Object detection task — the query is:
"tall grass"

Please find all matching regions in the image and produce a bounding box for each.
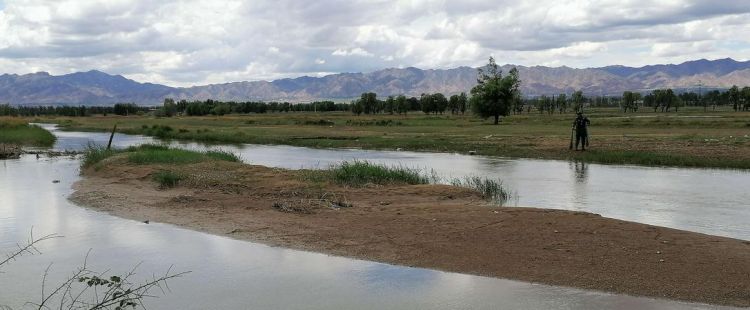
[81,145,117,168]
[0,118,56,147]
[311,160,513,205]
[450,176,512,206]
[328,160,431,186]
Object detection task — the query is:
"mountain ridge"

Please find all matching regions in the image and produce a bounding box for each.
[2,58,749,105]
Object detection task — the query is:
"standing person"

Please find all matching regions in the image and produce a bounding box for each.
[572,112,591,151]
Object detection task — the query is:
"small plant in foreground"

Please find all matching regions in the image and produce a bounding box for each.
[152,170,183,188]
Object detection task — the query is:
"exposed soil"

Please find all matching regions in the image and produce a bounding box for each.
[70,158,750,307]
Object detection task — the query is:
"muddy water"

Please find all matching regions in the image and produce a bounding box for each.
[0,125,744,309]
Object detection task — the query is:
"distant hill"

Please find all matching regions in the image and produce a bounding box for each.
[2,58,750,105]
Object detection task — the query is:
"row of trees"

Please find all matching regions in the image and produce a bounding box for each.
[157,99,351,116]
[524,91,586,115]
[520,86,750,114]
[0,103,151,117]
[349,92,470,116]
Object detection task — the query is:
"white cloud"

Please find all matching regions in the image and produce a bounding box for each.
[0,0,749,86]
[332,47,374,57]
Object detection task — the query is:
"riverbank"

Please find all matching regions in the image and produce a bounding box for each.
[0,118,56,158]
[70,147,750,307]
[42,109,750,169]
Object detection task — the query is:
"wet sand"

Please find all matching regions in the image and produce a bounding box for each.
[70,158,750,307]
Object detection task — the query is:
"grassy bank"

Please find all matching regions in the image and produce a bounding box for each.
[46,107,750,169]
[83,147,511,205]
[82,144,240,169]
[0,117,56,147]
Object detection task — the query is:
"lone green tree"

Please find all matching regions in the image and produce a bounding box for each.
[470,57,521,124]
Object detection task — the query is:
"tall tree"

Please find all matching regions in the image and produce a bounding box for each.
[360,92,378,114]
[470,57,521,124]
[458,92,468,115]
[728,86,741,111]
[395,95,408,115]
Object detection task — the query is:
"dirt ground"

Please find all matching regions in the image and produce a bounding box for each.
[70,159,750,307]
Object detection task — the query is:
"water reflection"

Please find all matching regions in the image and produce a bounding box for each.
[572,161,588,183]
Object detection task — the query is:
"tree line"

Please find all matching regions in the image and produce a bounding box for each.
[521,86,750,114]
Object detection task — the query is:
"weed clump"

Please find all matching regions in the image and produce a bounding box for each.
[152,170,183,188]
[329,160,430,186]
[451,176,512,206]
[81,145,116,168]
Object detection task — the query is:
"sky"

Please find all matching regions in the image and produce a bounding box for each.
[1,0,749,86]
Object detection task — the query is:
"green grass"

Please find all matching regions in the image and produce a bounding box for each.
[44,107,750,169]
[81,145,117,168]
[81,144,241,169]
[0,118,56,147]
[573,150,750,169]
[152,170,183,188]
[126,147,207,164]
[326,160,432,186]
[451,176,512,206]
[205,150,241,162]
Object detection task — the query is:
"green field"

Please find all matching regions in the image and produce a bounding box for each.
[41,107,750,169]
[0,117,56,147]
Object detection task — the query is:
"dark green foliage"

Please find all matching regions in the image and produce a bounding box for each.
[113,103,141,116]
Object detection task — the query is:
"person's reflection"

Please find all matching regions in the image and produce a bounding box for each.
[572,161,588,183]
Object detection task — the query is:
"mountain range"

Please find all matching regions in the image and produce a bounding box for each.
[2,58,750,105]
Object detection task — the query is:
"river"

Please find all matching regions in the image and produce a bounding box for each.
[0,125,745,309]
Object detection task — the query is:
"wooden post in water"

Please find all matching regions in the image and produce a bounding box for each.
[107,124,117,150]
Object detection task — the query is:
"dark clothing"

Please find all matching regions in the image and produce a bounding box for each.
[573,116,590,150]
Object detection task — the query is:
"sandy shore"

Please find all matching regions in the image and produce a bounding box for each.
[70,159,750,307]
